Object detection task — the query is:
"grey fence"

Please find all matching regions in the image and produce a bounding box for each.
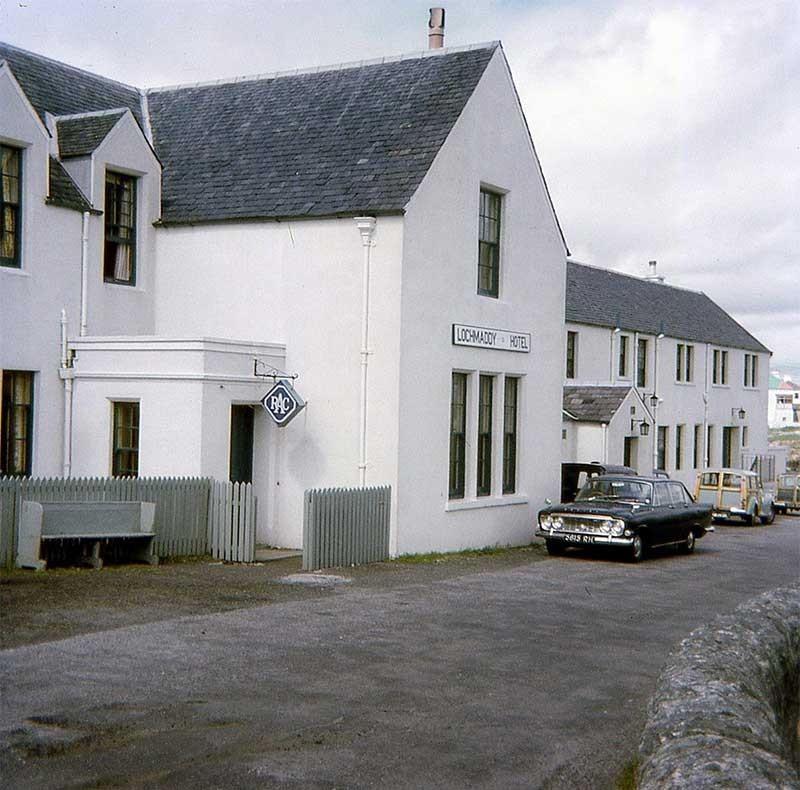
[303,485,391,571]
[0,476,255,569]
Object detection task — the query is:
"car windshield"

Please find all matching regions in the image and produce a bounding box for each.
[575,479,652,504]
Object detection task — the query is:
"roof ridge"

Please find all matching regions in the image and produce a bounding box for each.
[146,40,500,94]
[567,258,708,298]
[0,40,140,93]
[53,108,127,122]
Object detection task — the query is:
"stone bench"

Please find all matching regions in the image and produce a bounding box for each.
[638,584,800,788]
[16,501,158,570]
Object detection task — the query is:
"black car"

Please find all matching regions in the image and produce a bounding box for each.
[537,475,713,562]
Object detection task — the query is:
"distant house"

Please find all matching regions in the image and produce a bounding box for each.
[562,260,771,489]
[1,38,567,554]
[768,375,800,428]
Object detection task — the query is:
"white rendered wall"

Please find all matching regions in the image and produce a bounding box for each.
[394,49,567,554]
[155,217,405,548]
[1,66,82,477]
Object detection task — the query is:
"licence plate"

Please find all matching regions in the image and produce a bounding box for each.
[564,534,595,544]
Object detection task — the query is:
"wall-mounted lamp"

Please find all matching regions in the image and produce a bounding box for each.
[631,419,650,436]
[732,407,746,421]
[649,393,659,409]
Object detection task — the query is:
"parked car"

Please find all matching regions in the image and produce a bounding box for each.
[693,469,775,525]
[774,473,800,514]
[560,462,637,503]
[537,475,713,562]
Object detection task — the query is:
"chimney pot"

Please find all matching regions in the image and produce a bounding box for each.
[645,259,665,283]
[428,7,445,49]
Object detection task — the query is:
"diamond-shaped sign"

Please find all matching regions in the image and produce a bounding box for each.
[261,380,306,427]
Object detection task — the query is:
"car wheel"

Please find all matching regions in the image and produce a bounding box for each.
[628,534,644,563]
[760,506,775,525]
[545,539,566,556]
[681,530,696,554]
[745,509,757,526]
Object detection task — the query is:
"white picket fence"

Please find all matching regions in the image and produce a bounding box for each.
[0,476,256,569]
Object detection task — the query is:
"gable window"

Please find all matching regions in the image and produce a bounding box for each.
[112,401,140,477]
[1,370,34,476]
[104,171,136,284]
[636,338,648,388]
[566,331,577,379]
[1,145,22,268]
[477,375,494,496]
[744,354,758,388]
[477,188,501,297]
[448,373,467,499]
[618,334,630,378]
[712,349,728,385]
[676,343,694,382]
[502,377,518,494]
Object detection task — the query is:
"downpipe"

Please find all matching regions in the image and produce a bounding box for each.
[60,309,74,477]
[355,217,376,487]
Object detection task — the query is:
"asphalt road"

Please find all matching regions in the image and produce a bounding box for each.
[1,517,798,789]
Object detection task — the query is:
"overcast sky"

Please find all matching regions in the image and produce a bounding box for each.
[3,0,798,372]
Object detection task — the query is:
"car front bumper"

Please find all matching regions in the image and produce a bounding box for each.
[535,529,634,547]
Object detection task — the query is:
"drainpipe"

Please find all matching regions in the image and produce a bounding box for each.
[601,422,608,464]
[60,309,74,477]
[703,343,710,467]
[355,217,377,486]
[80,211,90,336]
[652,333,664,474]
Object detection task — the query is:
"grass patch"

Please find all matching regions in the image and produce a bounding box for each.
[614,757,639,790]
[393,544,537,564]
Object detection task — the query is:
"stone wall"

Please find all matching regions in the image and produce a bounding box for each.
[638,584,800,789]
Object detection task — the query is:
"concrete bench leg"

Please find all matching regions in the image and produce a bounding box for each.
[130,538,159,566]
[82,540,103,570]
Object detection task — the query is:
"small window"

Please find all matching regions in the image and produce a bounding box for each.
[675,424,684,471]
[706,424,714,465]
[112,401,140,477]
[618,334,630,378]
[477,189,501,297]
[104,171,137,284]
[676,343,694,382]
[657,425,668,471]
[502,377,518,494]
[712,349,728,385]
[477,374,493,496]
[693,424,702,469]
[700,472,719,487]
[448,373,467,499]
[566,331,577,379]
[1,370,34,476]
[636,338,647,388]
[1,145,22,268]
[744,354,758,388]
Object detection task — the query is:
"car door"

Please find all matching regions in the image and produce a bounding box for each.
[667,481,695,537]
[650,482,673,543]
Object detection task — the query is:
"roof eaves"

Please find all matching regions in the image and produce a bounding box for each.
[154,207,406,227]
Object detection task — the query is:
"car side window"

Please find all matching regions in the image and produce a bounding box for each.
[667,482,688,505]
[653,483,669,506]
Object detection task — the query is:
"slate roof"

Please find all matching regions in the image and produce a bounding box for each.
[563,386,631,423]
[0,41,143,126]
[146,45,498,223]
[57,111,125,158]
[566,261,769,353]
[47,157,93,212]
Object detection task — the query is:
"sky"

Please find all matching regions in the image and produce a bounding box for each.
[3,0,798,373]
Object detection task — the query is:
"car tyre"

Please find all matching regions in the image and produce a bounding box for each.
[760,505,775,525]
[745,509,757,526]
[545,539,566,556]
[628,534,644,563]
[681,530,696,554]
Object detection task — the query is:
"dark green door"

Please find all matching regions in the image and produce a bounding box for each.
[229,405,254,484]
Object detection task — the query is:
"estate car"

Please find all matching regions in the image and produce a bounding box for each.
[694,469,775,525]
[775,473,800,515]
[537,475,713,563]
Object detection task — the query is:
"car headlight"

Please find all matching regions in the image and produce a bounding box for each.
[610,519,625,536]
[540,515,553,529]
[552,517,564,531]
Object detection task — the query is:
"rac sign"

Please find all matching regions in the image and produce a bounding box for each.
[261,380,306,427]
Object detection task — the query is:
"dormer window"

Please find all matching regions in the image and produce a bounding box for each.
[104,171,136,284]
[1,145,21,268]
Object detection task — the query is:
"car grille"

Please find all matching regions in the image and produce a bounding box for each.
[552,514,613,534]
[777,487,795,501]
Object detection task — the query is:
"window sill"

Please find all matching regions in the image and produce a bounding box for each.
[1,266,29,278]
[674,380,696,386]
[445,494,528,512]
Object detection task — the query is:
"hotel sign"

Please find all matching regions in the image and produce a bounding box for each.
[452,324,531,353]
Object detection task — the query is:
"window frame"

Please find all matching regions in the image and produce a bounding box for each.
[1,370,34,476]
[477,188,501,298]
[566,331,577,379]
[111,400,140,477]
[712,349,728,385]
[693,424,702,469]
[657,425,668,471]
[618,334,630,378]
[1,144,22,269]
[636,337,647,388]
[744,353,758,388]
[502,377,518,495]
[476,374,494,497]
[448,373,468,500]
[103,170,137,285]
[675,424,684,471]
[676,343,694,383]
